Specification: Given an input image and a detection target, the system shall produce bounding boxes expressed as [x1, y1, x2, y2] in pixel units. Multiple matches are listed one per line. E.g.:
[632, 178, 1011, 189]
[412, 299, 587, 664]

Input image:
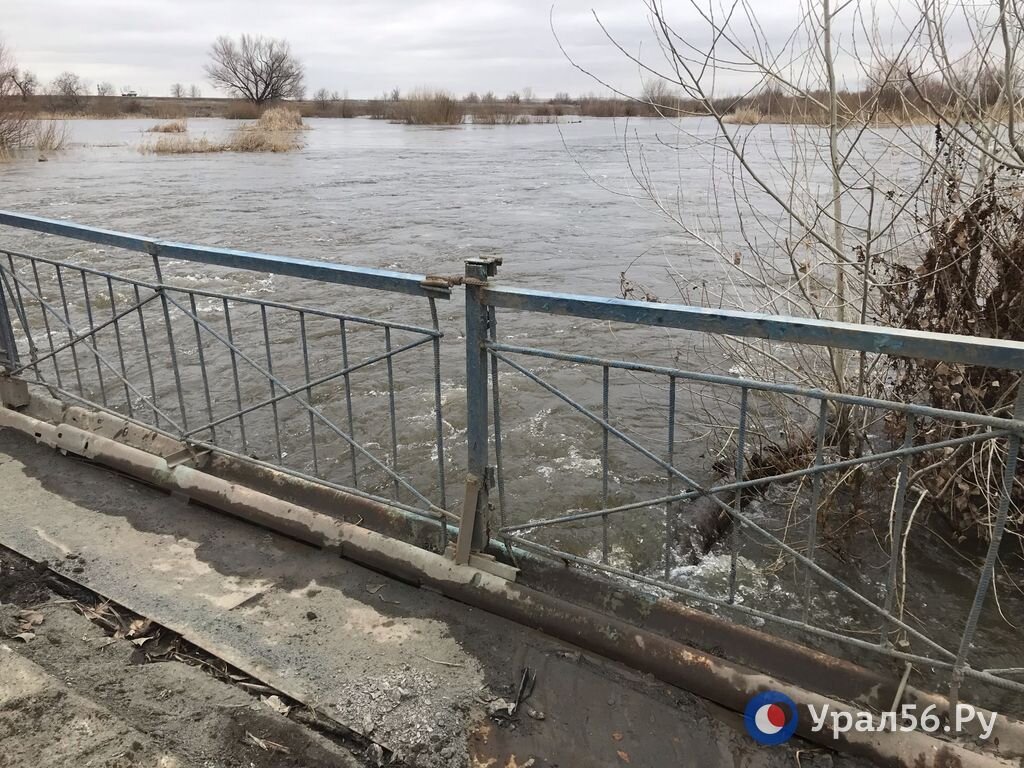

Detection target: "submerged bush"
[398, 90, 464, 125]
[0, 115, 69, 159]
[34, 120, 70, 152]
[0, 112, 31, 158]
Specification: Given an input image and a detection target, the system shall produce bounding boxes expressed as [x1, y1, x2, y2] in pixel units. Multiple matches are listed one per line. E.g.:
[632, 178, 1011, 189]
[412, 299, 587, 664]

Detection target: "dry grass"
[140, 107, 304, 154]
[140, 133, 302, 155]
[140, 136, 221, 154]
[228, 127, 302, 152]
[224, 102, 261, 120]
[722, 107, 762, 124]
[256, 106, 303, 131]
[147, 119, 187, 133]
[151, 103, 187, 120]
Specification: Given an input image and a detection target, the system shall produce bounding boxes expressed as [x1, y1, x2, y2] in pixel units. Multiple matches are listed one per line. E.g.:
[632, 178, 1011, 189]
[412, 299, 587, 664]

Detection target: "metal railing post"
[0, 269, 19, 372]
[948, 380, 1024, 716]
[456, 257, 499, 565]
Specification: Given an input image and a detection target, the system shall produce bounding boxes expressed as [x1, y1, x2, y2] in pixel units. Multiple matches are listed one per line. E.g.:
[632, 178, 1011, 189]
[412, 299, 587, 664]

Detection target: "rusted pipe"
[0, 405, 1018, 767]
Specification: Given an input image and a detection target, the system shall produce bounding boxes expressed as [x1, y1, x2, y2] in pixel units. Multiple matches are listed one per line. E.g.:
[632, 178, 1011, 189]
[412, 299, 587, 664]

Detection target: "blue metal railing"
[0, 211, 455, 541]
[2, 211, 1024, 707]
[461, 260, 1024, 706]
[0, 211, 451, 300]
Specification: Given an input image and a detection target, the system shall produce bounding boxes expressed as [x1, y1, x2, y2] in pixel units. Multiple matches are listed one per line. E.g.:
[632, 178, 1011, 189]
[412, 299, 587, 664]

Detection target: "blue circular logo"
[744, 691, 799, 745]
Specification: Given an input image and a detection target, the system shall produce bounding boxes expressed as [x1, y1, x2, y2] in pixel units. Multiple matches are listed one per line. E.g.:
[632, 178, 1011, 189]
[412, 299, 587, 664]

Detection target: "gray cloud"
[2, 1, 912, 98]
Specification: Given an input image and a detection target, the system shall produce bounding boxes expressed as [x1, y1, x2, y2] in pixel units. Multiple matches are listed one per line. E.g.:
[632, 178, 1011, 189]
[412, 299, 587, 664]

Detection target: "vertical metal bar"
[55, 265, 84, 396]
[456, 259, 493, 564]
[949, 383, 1024, 713]
[188, 292, 217, 443]
[384, 326, 400, 499]
[152, 256, 189, 434]
[0, 268, 38, 379]
[79, 271, 107, 407]
[0, 264, 20, 372]
[30, 260, 61, 388]
[488, 306, 507, 528]
[260, 304, 284, 464]
[106, 277, 133, 418]
[664, 375, 677, 580]
[601, 365, 610, 564]
[340, 318, 358, 487]
[299, 311, 319, 477]
[3, 255, 36, 376]
[133, 284, 160, 428]
[223, 298, 248, 454]
[881, 413, 914, 646]
[803, 397, 830, 622]
[429, 299, 448, 528]
[729, 386, 749, 604]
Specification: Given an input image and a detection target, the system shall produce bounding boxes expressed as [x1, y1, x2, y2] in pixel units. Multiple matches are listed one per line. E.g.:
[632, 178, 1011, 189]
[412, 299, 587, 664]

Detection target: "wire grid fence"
[478, 289, 1024, 704]
[0, 238, 455, 541]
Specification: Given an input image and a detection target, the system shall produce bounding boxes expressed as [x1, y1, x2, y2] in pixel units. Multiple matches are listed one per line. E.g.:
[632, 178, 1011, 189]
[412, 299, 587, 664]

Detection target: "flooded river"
[1, 116, 1021, 705]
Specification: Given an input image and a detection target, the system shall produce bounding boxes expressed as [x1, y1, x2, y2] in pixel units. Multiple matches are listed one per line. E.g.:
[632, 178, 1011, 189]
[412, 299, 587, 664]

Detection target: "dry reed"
[140, 136, 221, 154]
[721, 107, 762, 124]
[147, 119, 187, 133]
[256, 106, 304, 130]
[140, 106, 304, 154]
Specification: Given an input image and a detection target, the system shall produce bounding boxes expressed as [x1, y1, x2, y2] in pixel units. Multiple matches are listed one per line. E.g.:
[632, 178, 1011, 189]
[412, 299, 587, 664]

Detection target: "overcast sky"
[3, 0, 902, 99]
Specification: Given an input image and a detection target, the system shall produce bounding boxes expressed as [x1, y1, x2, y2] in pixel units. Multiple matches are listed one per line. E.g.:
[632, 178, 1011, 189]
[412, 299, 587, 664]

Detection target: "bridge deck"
[0, 426, 852, 768]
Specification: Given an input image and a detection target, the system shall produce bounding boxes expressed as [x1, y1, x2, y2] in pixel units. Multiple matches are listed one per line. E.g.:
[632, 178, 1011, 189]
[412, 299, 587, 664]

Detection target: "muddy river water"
[1, 116, 1021, 705]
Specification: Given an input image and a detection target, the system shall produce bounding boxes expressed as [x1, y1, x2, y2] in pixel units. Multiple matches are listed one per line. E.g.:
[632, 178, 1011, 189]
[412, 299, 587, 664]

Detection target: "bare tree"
[1, 43, 36, 102]
[0, 41, 13, 96]
[96, 81, 115, 97]
[313, 87, 330, 108]
[189, 84, 201, 98]
[572, 0, 1024, 557]
[0, 42, 31, 152]
[11, 70, 37, 100]
[170, 82, 185, 98]
[50, 71, 87, 111]
[205, 34, 304, 104]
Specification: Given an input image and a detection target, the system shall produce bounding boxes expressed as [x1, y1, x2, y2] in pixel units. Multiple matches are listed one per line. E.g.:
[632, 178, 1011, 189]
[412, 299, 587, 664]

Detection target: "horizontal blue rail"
[5, 210, 1023, 369]
[0, 211, 450, 300]
[482, 285, 1024, 371]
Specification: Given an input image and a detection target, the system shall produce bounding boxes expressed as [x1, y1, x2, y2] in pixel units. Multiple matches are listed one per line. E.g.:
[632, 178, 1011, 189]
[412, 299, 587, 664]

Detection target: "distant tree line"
[7, 28, 984, 123]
